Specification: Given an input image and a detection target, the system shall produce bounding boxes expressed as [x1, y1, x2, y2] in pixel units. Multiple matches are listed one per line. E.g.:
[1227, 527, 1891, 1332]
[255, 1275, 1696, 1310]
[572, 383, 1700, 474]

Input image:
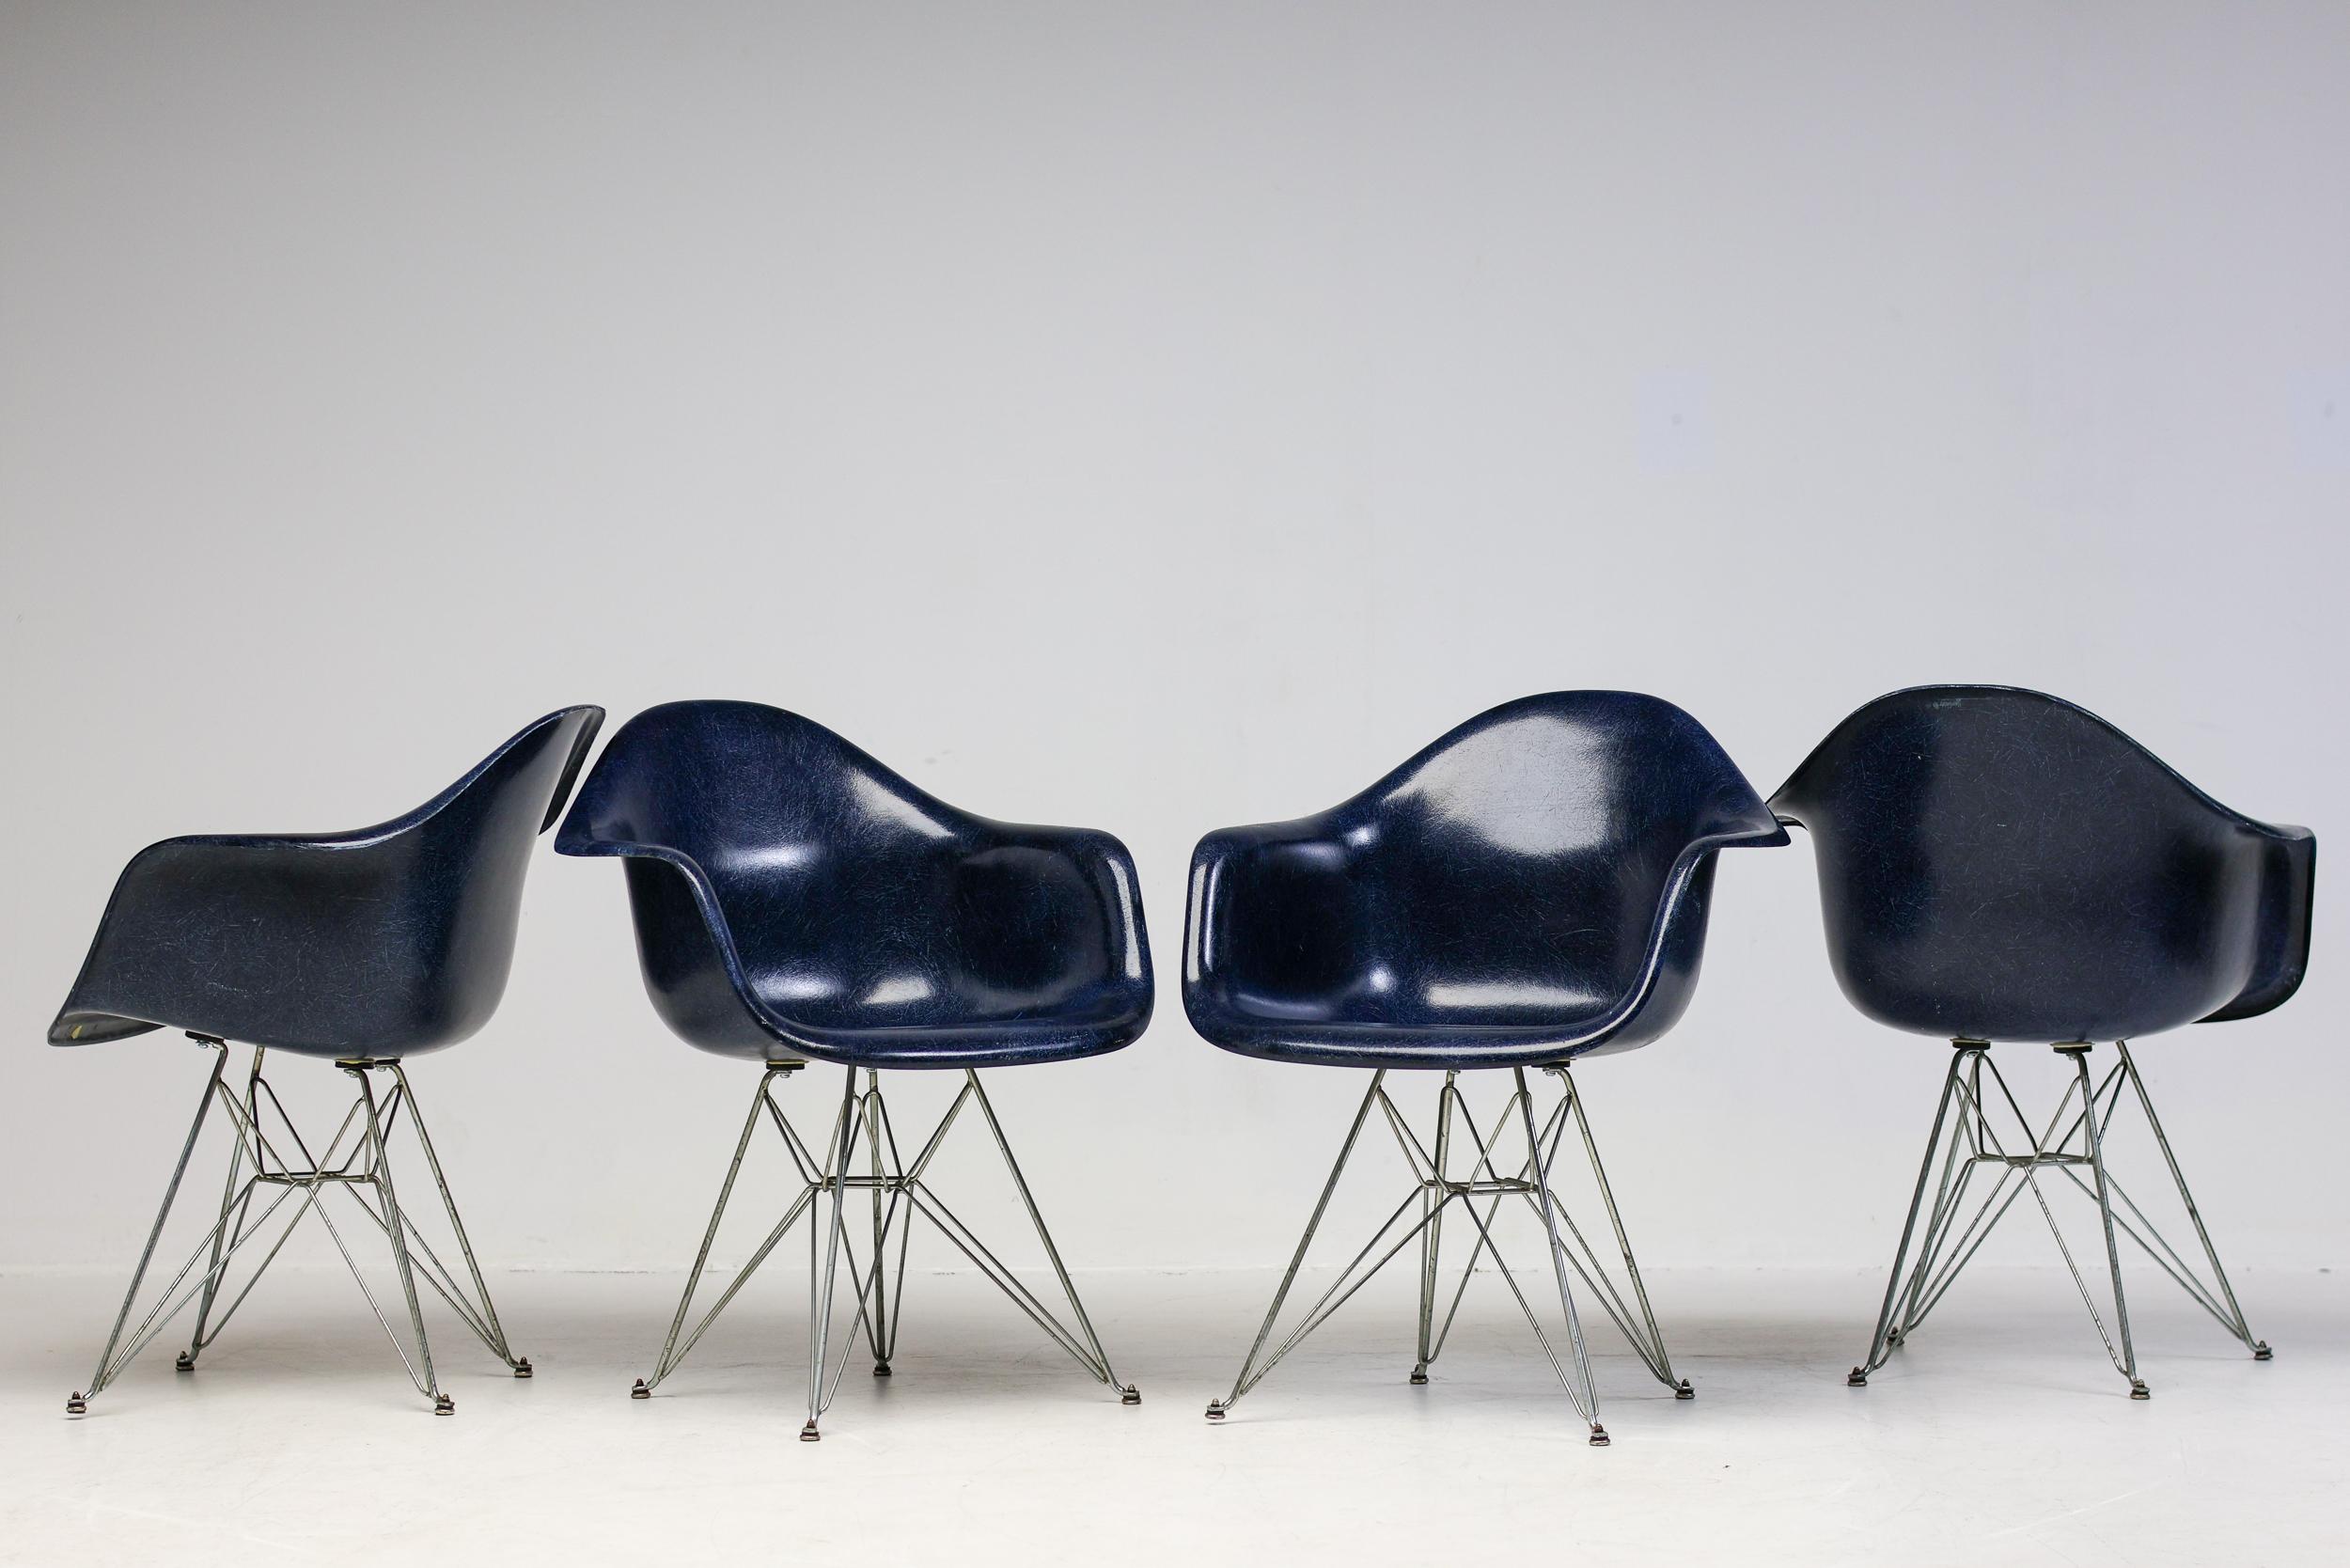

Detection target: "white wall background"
[2, 1, 2342, 1281]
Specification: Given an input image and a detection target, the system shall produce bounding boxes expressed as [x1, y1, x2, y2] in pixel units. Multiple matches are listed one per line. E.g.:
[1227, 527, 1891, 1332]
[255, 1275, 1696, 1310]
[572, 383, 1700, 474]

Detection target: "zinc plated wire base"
[1851, 1039, 2271, 1399]
[631, 1061, 1137, 1441]
[1205, 1065, 1690, 1447]
[69, 1035, 530, 1418]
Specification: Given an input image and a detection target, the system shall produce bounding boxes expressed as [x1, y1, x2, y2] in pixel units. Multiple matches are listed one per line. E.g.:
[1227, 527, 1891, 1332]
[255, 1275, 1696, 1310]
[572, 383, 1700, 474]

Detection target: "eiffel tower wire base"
[1204, 1065, 1691, 1447]
[1849, 1039, 2271, 1399]
[630, 1062, 1137, 1440]
[69, 1035, 530, 1418]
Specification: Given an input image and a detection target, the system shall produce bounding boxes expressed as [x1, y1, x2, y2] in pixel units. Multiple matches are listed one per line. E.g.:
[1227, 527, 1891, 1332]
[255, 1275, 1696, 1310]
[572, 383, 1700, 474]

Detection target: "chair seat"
[1185, 991, 1656, 1073]
[730, 992, 1150, 1071]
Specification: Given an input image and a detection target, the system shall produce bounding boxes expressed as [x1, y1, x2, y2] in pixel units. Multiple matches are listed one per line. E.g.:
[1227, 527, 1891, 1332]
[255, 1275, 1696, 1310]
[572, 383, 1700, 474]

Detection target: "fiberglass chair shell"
[1771, 684, 2313, 1399]
[1183, 691, 1786, 1444]
[53, 704, 603, 1416]
[555, 698, 1151, 1439]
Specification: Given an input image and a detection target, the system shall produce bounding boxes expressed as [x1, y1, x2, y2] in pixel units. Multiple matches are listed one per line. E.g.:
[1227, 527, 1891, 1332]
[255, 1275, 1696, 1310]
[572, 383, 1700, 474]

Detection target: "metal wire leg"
[865, 1069, 895, 1375]
[1554, 1065, 1690, 1399]
[1207, 1073, 1387, 1421]
[1412, 1074, 1455, 1385]
[178, 1048, 260, 1372]
[2058, 1044, 2144, 1396]
[69, 1043, 230, 1414]
[2117, 1042, 2268, 1360]
[1881, 1052, 1981, 1353]
[803, 1068, 864, 1442]
[1517, 1068, 1606, 1445]
[1851, 1045, 1973, 1387]
[634, 1066, 802, 1398]
[386, 1064, 527, 1377]
[963, 1071, 1137, 1404]
[352, 1065, 448, 1415]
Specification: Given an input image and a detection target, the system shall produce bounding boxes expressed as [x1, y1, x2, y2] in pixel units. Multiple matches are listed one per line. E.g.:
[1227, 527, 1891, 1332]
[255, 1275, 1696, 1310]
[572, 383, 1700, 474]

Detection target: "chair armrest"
[1183, 821, 1357, 996]
[2201, 822, 2315, 1024]
[551, 830, 779, 1031]
[957, 823, 1153, 998]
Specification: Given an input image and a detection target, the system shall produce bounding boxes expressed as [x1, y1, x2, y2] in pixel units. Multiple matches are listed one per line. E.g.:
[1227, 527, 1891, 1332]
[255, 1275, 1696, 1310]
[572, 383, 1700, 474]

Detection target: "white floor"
[1, 1263, 2339, 1567]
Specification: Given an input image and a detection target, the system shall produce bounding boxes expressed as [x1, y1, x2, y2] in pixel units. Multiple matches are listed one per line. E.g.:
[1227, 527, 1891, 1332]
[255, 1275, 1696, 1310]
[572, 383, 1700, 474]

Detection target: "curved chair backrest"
[1190, 692, 1785, 1047]
[556, 700, 1149, 1057]
[52, 706, 603, 1055]
[1770, 686, 2313, 1043]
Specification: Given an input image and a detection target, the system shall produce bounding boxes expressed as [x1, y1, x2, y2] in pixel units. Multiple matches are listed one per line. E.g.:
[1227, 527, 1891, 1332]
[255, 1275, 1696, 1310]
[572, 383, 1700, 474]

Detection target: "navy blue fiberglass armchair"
[556, 699, 1152, 1439]
[1183, 692, 1785, 1444]
[1773, 686, 2313, 1399]
[52, 705, 603, 1417]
